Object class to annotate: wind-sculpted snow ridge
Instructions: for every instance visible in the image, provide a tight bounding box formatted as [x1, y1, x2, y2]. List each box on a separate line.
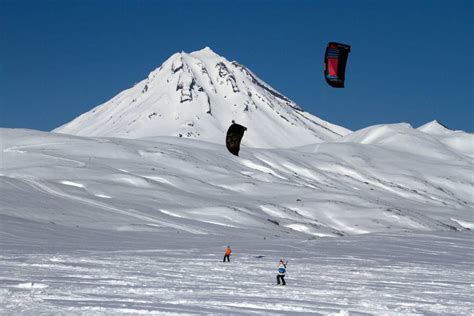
[341, 122, 474, 159]
[1, 127, 472, 237]
[53, 47, 350, 148]
[417, 120, 474, 158]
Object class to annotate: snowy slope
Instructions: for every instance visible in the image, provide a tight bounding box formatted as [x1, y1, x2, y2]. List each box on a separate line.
[2, 126, 472, 237]
[340, 122, 474, 159]
[53, 47, 350, 148]
[1, 126, 473, 314]
[417, 120, 474, 158]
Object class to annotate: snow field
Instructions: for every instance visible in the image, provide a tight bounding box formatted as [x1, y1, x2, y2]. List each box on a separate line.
[1, 231, 472, 315]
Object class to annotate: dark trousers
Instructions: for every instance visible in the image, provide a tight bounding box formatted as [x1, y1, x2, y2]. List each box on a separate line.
[277, 275, 286, 285]
[223, 255, 230, 262]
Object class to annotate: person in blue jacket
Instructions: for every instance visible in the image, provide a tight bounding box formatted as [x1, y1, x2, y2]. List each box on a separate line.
[276, 258, 288, 286]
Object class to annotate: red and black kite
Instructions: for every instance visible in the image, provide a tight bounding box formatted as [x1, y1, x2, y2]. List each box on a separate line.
[324, 42, 351, 88]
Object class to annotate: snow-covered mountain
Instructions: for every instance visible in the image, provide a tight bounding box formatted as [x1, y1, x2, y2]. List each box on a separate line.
[53, 47, 350, 147]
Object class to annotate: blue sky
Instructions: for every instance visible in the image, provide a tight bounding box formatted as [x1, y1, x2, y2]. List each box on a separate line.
[1, 0, 472, 132]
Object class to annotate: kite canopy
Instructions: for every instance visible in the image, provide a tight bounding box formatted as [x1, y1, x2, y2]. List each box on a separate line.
[226, 122, 247, 156]
[324, 42, 351, 88]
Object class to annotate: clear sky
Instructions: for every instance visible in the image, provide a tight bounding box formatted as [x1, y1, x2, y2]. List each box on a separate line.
[1, 0, 472, 132]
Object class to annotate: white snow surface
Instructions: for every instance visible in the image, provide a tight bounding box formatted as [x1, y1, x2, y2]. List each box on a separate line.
[1, 124, 473, 314]
[53, 47, 350, 148]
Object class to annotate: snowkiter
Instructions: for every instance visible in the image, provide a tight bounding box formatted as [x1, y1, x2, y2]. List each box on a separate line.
[276, 259, 287, 285]
[223, 245, 232, 262]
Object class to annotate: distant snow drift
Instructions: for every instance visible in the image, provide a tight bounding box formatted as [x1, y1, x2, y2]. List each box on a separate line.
[2, 121, 472, 237]
[53, 47, 350, 148]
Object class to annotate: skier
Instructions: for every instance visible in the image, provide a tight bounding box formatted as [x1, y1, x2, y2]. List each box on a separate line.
[223, 245, 232, 262]
[276, 258, 287, 286]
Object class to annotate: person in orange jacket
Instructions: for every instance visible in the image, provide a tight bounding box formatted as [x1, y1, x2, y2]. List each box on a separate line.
[223, 245, 232, 262]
